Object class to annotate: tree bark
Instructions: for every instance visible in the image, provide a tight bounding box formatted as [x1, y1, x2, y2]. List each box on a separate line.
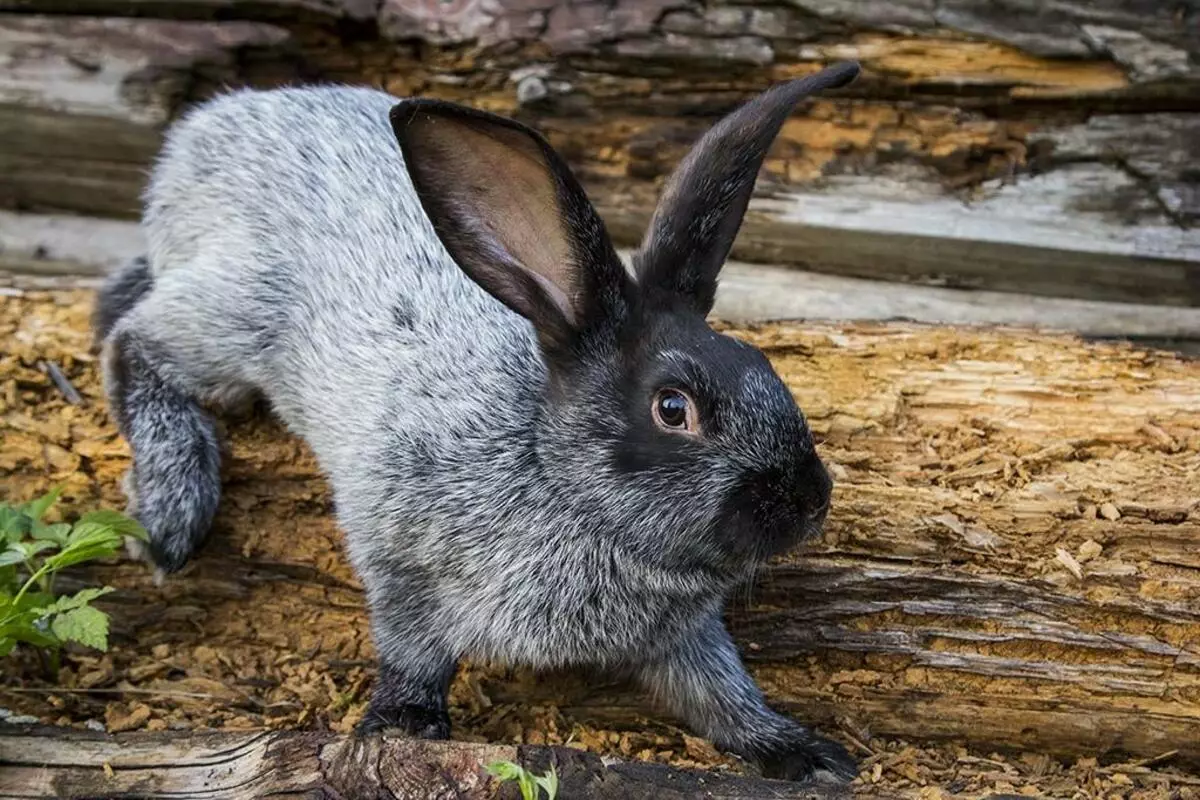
[0, 725, 856, 799]
[1, 291, 1197, 771]
[0, 1, 1197, 304]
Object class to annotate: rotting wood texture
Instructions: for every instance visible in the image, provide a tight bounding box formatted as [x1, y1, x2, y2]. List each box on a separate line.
[0, 1, 1197, 304]
[2, 291, 1198, 776]
[0, 725, 856, 800]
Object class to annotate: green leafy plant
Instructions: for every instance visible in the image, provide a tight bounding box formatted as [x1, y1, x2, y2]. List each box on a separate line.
[1, 487, 147, 664]
[486, 760, 559, 800]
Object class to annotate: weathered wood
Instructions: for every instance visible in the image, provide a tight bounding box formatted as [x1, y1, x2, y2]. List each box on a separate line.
[0, 212, 142, 278]
[372, 0, 1199, 85]
[595, 163, 1200, 308]
[2, 292, 1198, 773]
[0, 15, 296, 217]
[0, 725, 853, 799]
[709, 257, 1200, 342]
[5, 210, 1200, 343]
[0, 2, 1197, 304]
[0, 0, 375, 22]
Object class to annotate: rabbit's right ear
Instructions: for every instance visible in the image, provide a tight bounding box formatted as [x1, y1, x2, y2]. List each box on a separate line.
[391, 100, 630, 357]
[633, 62, 860, 316]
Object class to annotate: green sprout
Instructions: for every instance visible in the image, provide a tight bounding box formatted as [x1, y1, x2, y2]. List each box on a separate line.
[486, 759, 559, 800]
[1, 487, 147, 667]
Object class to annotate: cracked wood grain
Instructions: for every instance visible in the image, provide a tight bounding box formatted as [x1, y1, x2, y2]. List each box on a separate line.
[0, 726, 855, 799]
[2, 293, 1197, 769]
[1, 2, 1197, 303]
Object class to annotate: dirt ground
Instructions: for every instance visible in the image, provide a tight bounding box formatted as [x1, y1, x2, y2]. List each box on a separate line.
[2, 289, 1198, 799]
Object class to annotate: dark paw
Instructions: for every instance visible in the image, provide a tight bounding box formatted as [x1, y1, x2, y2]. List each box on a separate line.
[356, 703, 450, 739]
[145, 535, 194, 575]
[759, 734, 857, 784]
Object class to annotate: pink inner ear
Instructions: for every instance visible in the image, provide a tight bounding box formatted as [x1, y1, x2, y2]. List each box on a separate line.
[397, 101, 630, 341]
[522, 268, 579, 328]
[425, 159, 579, 330]
[427, 117, 577, 302]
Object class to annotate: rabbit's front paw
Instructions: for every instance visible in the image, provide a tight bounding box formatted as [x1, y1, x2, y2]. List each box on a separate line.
[356, 703, 450, 739]
[759, 732, 857, 784]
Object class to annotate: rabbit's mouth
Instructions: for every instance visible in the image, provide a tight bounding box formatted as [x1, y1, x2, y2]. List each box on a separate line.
[716, 456, 833, 564]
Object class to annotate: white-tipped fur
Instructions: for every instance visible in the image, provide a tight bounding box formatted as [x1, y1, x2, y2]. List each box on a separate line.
[97, 68, 862, 783]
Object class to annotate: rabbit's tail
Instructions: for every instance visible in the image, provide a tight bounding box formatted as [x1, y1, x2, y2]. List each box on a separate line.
[93, 255, 154, 346]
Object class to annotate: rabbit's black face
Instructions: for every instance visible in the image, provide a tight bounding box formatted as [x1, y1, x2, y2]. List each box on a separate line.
[392, 62, 860, 573]
[612, 309, 832, 568]
[717, 443, 833, 564]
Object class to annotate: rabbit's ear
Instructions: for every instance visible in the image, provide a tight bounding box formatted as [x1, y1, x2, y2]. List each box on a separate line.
[391, 100, 629, 354]
[633, 62, 860, 316]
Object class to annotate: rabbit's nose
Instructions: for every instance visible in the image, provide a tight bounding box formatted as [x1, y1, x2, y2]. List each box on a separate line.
[799, 454, 833, 525]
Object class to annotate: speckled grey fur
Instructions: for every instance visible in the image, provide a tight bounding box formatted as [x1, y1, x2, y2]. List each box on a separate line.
[97, 63, 862, 783]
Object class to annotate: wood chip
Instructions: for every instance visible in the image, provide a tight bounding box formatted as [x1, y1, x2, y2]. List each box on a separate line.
[1140, 422, 1178, 450]
[105, 703, 151, 733]
[1055, 547, 1084, 580]
[1077, 539, 1103, 562]
[1098, 502, 1121, 521]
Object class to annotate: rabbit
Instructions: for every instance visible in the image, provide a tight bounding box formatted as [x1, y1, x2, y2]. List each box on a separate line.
[94, 60, 862, 783]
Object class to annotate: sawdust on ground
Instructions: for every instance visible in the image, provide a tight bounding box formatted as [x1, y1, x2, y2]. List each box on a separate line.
[2, 290, 1198, 799]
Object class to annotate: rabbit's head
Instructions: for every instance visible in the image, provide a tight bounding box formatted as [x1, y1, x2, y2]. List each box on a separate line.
[391, 62, 859, 575]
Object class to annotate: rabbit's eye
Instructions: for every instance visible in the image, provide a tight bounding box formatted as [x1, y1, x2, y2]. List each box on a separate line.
[653, 389, 698, 434]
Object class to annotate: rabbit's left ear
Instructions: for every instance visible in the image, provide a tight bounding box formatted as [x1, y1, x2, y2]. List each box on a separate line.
[391, 100, 630, 357]
[633, 62, 860, 316]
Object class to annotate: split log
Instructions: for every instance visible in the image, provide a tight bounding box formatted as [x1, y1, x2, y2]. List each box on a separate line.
[5, 210, 1200, 344]
[0, 0, 375, 23]
[1, 291, 1198, 773]
[0, 1, 1197, 304]
[0, 15, 298, 217]
[0, 725, 855, 799]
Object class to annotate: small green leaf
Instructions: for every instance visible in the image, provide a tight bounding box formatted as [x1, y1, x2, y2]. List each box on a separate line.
[16, 540, 57, 560]
[486, 761, 524, 782]
[486, 761, 555, 800]
[65, 521, 125, 547]
[533, 764, 558, 800]
[50, 605, 109, 651]
[48, 524, 126, 571]
[1, 500, 137, 663]
[77, 510, 147, 542]
[9, 591, 56, 617]
[0, 565, 17, 595]
[0, 507, 31, 543]
[31, 521, 71, 547]
[42, 586, 113, 615]
[0, 616, 60, 649]
[46, 540, 122, 572]
[21, 487, 63, 522]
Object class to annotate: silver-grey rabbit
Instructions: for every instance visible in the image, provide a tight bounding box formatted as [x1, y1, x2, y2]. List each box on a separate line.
[95, 61, 861, 782]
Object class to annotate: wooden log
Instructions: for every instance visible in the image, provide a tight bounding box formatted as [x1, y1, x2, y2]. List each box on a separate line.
[592, 160, 1200, 307]
[0, 2, 1197, 304]
[0, 725, 855, 799]
[0, 15, 297, 217]
[1, 291, 1197, 773]
[0, 0, 375, 22]
[3, 210, 1200, 345]
[0, 212, 142, 279]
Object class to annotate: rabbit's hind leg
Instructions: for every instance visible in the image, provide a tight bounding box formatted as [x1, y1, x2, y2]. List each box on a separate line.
[354, 569, 459, 738]
[92, 256, 154, 346]
[102, 325, 223, 578]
